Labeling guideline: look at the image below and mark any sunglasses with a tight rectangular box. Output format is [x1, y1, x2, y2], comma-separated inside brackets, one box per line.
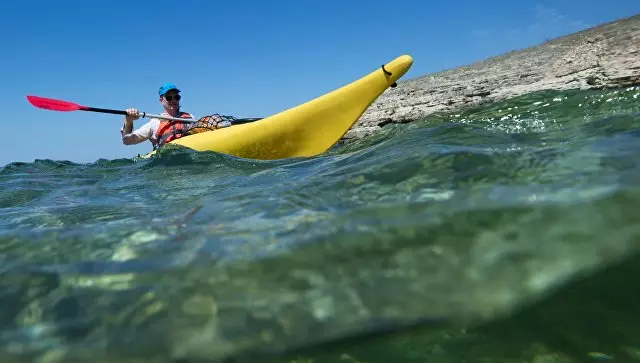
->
[164, 94, 181, 101]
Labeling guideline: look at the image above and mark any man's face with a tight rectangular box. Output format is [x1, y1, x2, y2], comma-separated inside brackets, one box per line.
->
[161, 90, 181, 112]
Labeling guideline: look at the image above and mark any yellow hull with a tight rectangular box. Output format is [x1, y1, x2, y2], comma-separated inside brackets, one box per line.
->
[143, 54, 413, 160]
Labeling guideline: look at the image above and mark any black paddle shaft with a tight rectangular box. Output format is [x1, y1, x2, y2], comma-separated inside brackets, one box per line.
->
[84, 106, 262, 124]
[84, 107, 128, 116]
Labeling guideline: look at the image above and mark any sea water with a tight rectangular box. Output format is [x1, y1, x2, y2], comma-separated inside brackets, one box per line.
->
[1, 87, 640, 363]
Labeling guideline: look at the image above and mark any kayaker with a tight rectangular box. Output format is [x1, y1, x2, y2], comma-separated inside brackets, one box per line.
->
[120, 83, 195, 149]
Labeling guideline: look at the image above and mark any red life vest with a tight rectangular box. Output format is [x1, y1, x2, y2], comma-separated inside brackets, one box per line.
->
[154, 111, 194, 149]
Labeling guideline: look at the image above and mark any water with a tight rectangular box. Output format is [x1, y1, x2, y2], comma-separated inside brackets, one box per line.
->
[1, 86, 640, 363]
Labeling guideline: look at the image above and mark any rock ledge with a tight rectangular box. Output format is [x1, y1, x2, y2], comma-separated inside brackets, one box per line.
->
[345, 14, 640, 141]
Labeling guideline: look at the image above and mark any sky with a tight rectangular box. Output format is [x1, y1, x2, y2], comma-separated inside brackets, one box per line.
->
[1, 0, 638, 166]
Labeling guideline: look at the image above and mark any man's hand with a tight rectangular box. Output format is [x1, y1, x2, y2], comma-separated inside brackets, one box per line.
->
[125, 108, 140, 121]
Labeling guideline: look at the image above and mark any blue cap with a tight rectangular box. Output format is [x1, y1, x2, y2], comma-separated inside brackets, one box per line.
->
[159, 83, 180, 96]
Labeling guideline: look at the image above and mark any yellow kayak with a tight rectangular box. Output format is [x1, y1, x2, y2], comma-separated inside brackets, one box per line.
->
[143, 54, 413, 160]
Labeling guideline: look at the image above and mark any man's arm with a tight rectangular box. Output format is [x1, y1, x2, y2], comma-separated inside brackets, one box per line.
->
[121, 108, 141, 145]
[121, 128, 148, 145]
[121, 118, 157, 145]
[122, 116, 134, 134]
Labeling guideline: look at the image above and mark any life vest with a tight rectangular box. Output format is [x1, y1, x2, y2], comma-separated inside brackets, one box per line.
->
[154, 111, 194, 149]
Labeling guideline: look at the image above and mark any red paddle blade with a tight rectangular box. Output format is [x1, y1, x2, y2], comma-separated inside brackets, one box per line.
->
[26, 95, 88, 112]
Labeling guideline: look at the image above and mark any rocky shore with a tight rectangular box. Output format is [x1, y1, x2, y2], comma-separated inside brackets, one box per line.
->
[345, 13, 640, 141]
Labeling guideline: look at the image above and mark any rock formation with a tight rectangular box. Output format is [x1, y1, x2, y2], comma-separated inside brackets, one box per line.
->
[345, 13, 640, 141]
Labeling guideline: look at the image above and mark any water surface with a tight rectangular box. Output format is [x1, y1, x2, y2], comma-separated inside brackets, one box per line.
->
[1, 86, 640, 362]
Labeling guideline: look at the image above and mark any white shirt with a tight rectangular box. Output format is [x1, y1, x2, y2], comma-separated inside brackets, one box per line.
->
[121, 112, 194, 147]
[121, 118, 161, 146]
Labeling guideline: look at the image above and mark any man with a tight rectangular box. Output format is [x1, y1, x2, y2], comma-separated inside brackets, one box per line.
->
[121, 83, 195, 149]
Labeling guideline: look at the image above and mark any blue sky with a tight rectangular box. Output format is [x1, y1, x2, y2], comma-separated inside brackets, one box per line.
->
[1, 1, 638, 166]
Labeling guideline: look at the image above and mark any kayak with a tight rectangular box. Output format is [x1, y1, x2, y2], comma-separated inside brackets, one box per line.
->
[142, 54, 413, 160]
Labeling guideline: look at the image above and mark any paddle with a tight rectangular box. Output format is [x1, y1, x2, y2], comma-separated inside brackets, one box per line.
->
[26, 95, 262, 124]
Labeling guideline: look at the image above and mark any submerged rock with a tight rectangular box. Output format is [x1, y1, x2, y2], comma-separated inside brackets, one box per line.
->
[346, 13, 640, 141]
